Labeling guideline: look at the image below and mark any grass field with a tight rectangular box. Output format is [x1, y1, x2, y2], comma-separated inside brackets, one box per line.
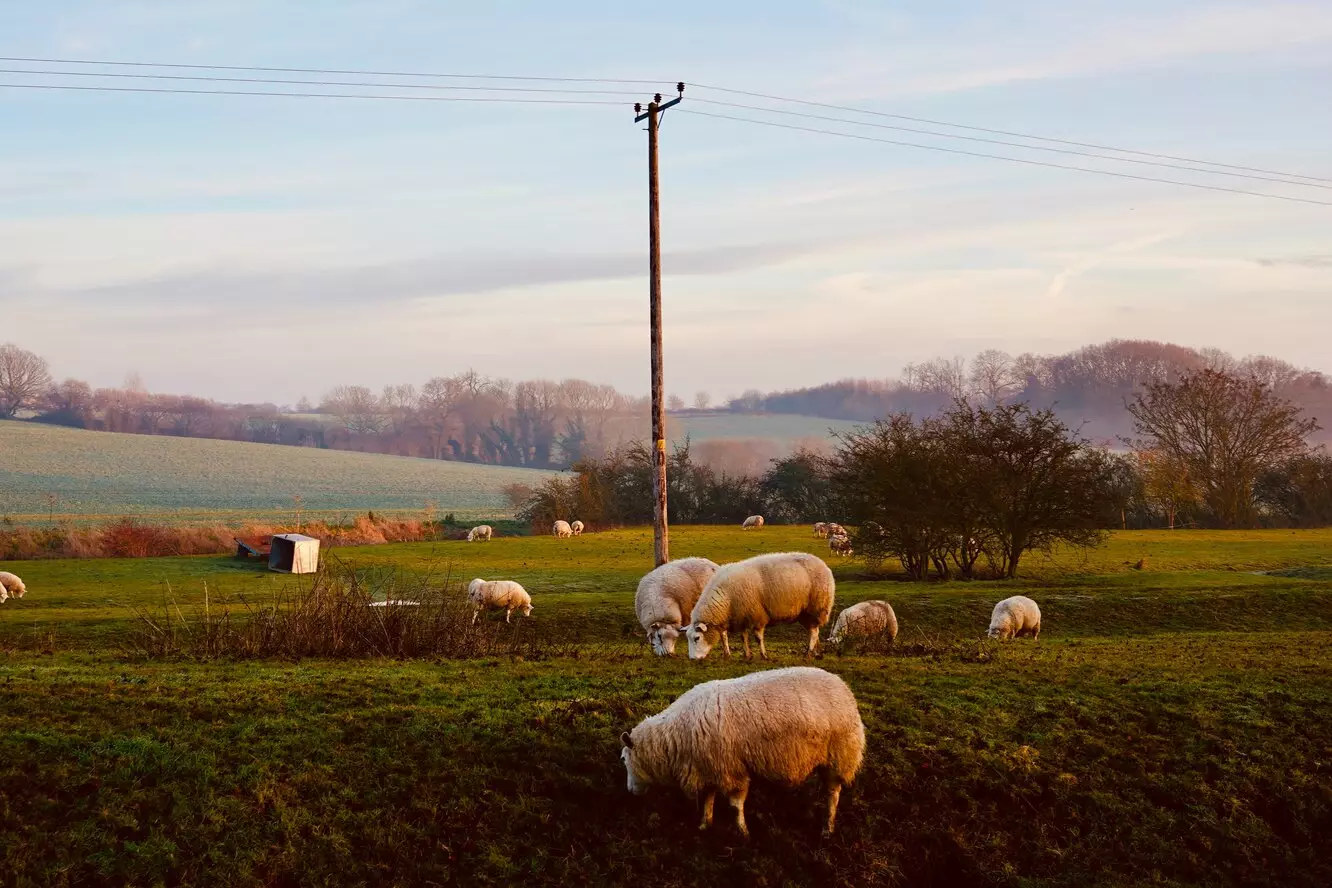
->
[0, 421, 557, 526]
[3, 528, 1332, 886]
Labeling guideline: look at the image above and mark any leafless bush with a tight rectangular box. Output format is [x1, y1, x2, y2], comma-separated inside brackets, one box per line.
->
[122, 560, 638, 661]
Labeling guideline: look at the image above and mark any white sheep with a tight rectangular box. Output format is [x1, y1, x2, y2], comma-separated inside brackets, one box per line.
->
[741, 515, 765, 530]
[635, 557, 720, 656]
[620, 666, 865, 838]
[571, 520, 585, 536]
[467, 578, 534, 624]
[828, 600, 898, 645]
[988, 595, 1041, 640]
[466, 524, 493, 542]
[813, 522, 830, 538]
[685, 551, 835, 660]
[552, 520, 573, 538]
[826, 523, 845, 538]
[829, 534, 853, 557]
[0, 571, 27, 604]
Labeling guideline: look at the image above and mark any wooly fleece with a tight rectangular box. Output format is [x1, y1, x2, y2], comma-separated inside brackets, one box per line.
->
[552, 520, 573, 538]
[467, 578, 533, 623]
[741, 515, 765, 529]
[828, 600, 898, 644]
[467, 525, 493, 542]
[571, 520, 585, 535]
[687, 552, 834, 660]
[0, 571, 26, 604]
[620, 666, 865, 837]
[988, 595, 1041, 640]
[635, 557, 720, 656]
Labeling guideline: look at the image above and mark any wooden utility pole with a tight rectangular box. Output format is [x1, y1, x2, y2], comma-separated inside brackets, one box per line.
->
[635, 83, 683, 567]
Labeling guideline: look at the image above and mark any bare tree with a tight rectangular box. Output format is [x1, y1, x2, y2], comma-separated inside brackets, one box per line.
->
[667, 394, 685, 412]
[321, 385, 386, 434]
[903, 356, 966, 399]
[1128, 369, 1318, 528]
[0, 344, 53, 418]
[968, 349, 1021, 405]
[693, 390, 711, 411]
[1135, 447, 1200, 529]
[419, 376, 464, 459]
[381, 383, 418, 435]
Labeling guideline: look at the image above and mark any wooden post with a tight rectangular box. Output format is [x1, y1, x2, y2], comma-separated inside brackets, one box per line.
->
[635, 85, 682, 568]
[647, 98, 669, 567]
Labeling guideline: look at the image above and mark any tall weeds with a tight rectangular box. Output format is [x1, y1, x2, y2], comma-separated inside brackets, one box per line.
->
[123, 560, 634, 661]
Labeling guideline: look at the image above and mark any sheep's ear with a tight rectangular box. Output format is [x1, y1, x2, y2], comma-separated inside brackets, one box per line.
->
[695, 622, 707, 633]
[650, 622, 661, 631]
[621, 731, 633, 749]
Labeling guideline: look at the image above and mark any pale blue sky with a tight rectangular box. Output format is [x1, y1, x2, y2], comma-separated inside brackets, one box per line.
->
[2, 1, 1330, 404]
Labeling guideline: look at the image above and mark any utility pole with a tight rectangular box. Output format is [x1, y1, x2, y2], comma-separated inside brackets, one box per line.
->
[635, 83, 684, 567]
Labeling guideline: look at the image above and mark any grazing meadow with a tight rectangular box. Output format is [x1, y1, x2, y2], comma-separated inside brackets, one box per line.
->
[2, 526, 1331, 886]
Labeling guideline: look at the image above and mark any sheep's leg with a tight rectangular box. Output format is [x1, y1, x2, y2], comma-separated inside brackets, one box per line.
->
[1033, 624, 1040, 641]
[505, 608, 512, 624]
[823, 773, 843, 837]
[755, 627, 768, 660]
[471, 609, 479, 625]
[721, 631, 732, 657]
[742, 630, 752, 660]
[806, 625, 820, 657]
[699, 790, 716, 831]
[727, 782, 750, 839]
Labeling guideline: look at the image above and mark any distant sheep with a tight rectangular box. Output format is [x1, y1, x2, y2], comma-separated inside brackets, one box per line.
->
[552, 520, 573, 538]
[685, 551, 835, 660]
[813, 522, 830, 538]
[467, 578, 534, 624]
[826, 523, 845, 538]
[466, 524, 493, 542]
[829, 534, 853, 557]
[828, 600, 897, 645]
[988, 595, 1041, 640]
[635, 557, 720, 656]
[571, 520, 585, 536]
[620, 666, 865, 838]
[741, 515, 765, 530]
[0, 571, 27, 604]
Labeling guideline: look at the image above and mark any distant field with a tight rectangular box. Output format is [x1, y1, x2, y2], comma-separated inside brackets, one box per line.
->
[0, 421, 558, 525]
[669, 411, 858, 446]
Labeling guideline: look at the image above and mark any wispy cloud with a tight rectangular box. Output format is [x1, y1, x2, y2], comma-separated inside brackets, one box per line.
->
[1045, 231, 1184, 298]
[1255, 254, 1332, 268]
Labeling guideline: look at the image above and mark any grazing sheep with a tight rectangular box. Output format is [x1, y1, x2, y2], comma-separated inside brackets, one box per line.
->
[826, 523, 846, 538]
[620, 666, 865, 838]
[813, 522, 830, 538]
[988, 595, 1041, 640]
[829, 534, 853, 557]
[635, 557, 720, 656]
[0, 571, 27, 604]
[571, 520, 585, 536]
[741, 515, 765, 530]
[828, 600, 898, 645]
[466, 524, 493, 542]
[685, 551, 835, 660]
[552, 520, 574, 538]
[467, 578, 534, 624]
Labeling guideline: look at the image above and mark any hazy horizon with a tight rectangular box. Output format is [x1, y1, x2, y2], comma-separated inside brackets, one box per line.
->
[3, 1, 1330, 405]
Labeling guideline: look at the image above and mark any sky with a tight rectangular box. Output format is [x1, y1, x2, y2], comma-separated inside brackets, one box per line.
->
[2, 0, 1330, 406]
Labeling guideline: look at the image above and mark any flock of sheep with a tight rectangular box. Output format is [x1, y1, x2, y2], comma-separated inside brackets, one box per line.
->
[460, 522, 1044, 837]
[3, 524, 1046, 840]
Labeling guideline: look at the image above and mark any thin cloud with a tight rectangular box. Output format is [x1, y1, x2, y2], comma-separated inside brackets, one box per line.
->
[1255, 254, 1332, 268]
[1045, 231, 1183, 299]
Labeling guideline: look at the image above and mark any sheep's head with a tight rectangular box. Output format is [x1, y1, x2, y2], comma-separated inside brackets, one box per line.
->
[685, 622, 719, 660]
[521, 603, 534, 617]
[648, 622, 684, 656]
[987, 625, 1008, 640]
[620, 731, 648, 794]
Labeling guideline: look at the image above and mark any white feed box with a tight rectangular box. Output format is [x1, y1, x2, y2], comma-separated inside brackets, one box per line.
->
[268, 534, 320, 574]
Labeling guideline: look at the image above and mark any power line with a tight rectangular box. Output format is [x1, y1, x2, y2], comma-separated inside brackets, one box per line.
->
[0, 55, 665, 86]
[689, 83, 1332, 185]
[680, 109, 1332, 207]
[0, 67, 648, 96]
[690, 97, 1332, 191]
[0, 81, 627, 105]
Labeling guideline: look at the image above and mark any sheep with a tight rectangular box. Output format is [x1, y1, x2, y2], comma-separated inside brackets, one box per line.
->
[988, 595, 1041, 640]
[826, 523, 846, 538]
[571, 520, 585, 536]
[741, 515, 765, 530]
[685, 551, 834, 660]
[467, 578, 534, 624]
[466, 524, 493, 542]
[619, 666, 865, 838]
[0, 571, 27, 604]
[828, 534, 853, 557]
[635, 557, 720, 656]
[552, 520, 573, 538]
[828, 600, 897, 645]
[813, 522, 830, 538]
